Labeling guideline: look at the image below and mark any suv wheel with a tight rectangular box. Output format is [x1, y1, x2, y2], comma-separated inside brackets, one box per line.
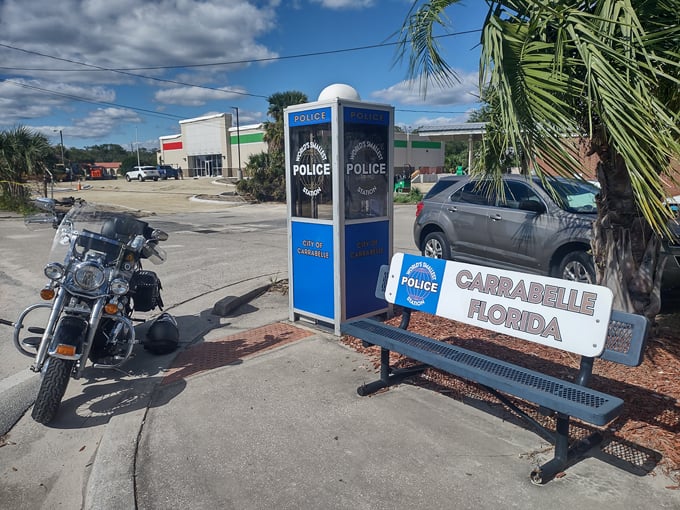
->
[557, 251, 595, 284]
[138, 175, 144, 182]
[125, 174, 131, 182]
[422, 232, 451, 259]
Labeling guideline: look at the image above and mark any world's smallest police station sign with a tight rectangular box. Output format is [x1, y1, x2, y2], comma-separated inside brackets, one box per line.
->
[385, 253, 614, 358]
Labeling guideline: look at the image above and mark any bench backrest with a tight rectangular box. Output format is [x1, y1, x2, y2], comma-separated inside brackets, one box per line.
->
[383, 253, 616, 358]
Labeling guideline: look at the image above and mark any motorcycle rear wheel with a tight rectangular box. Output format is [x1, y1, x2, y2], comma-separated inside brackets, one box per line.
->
[31, 358, 74, 424]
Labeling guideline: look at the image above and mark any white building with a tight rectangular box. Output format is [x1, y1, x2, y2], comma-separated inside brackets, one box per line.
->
[158, 112, 446, 180]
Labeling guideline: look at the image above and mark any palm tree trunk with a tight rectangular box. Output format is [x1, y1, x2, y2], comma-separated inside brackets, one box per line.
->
[591, 145, 664, 320]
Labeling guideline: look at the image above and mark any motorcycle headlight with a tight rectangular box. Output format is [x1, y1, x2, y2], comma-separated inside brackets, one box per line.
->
[73, 262, 106, 291]
[110, 278, 130, 295]
[44, 262, 65, 281]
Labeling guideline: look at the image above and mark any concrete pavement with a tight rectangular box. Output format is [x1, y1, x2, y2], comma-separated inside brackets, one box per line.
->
[83, 280, 679, 510]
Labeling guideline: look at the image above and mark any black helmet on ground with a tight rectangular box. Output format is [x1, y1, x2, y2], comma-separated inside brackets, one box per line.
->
[144, 312, 179, 355]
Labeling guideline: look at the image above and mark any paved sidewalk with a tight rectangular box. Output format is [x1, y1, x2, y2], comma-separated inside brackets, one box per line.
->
[85, 285, 680, 510]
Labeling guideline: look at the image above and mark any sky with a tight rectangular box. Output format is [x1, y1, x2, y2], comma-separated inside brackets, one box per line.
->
[0, 0, 489, 150]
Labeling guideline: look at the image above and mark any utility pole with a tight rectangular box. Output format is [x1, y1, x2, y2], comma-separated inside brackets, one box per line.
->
[232, 106, 242, 180]
[57, 130, 65, 167]
[135, 127, 141, 167]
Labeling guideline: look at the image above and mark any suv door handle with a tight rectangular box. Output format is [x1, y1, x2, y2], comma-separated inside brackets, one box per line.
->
[489, 213, 502, 221]
[447, 206, 458, 212]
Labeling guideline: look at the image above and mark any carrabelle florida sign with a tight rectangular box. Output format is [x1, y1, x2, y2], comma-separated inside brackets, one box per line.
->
[384, 253, 613, 357]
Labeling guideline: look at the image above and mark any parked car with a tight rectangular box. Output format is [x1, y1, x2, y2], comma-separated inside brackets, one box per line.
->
[157, 165, 179, 180]
[126, 166, 160, 182]
[413, 174, 680, 289]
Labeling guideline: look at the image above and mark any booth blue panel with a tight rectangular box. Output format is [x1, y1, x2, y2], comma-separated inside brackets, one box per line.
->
[345, 221, 390, 318]
[291, 221, 335, 319]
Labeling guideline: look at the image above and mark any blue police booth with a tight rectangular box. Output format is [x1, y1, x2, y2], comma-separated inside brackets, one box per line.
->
[285, 84, 393, 334]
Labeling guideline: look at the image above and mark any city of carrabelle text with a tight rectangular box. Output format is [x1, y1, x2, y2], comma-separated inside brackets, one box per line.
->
[350, 239, 384, 259]
[297, 239, 329, 259]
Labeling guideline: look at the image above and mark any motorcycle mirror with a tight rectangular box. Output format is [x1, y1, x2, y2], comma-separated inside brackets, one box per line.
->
[151, 229, 169, 242]
[143, 244, 167, 265]
[130, 235, 146, 252]
[34, 197, 56, 212]
[24, 213, 58, 230]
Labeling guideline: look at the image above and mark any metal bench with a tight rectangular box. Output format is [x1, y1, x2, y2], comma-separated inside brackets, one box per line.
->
[341, 253, 649, 484]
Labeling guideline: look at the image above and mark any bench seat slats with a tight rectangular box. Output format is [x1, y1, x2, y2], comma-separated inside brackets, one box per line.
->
[342, 318, 624, 427]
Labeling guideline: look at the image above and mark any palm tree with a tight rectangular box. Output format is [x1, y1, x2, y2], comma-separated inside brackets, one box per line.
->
[263, 91, 308, 157]
[398, 0, 680, 319]
[0, 126, 52, 209]
[237, 91, 308, 201]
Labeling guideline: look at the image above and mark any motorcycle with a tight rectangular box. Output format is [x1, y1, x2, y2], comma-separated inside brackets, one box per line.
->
[6, 199, 172, 424]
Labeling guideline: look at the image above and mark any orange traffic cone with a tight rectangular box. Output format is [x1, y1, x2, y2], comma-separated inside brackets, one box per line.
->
[77, 181, 81, 191]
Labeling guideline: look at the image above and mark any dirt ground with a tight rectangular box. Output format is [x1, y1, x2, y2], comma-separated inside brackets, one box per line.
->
[46, 176, 245, 215]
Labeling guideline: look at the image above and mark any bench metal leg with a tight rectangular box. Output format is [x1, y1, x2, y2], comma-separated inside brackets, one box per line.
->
[530, 413, 605, 484]
[357, 347, 428, 396]
[486, 387, 607, 484]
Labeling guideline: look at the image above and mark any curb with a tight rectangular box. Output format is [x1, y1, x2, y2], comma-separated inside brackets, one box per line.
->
[0, 371, 40, 436]
[212, 283, 272, 316]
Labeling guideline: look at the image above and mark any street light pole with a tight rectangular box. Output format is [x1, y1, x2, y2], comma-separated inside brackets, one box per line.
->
[232, 106, 242, 180]
[58, 129, 65, 167]
[51, 129, 65, 192]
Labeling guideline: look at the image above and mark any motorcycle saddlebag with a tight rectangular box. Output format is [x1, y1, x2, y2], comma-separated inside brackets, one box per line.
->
[130, 270, 164, 312]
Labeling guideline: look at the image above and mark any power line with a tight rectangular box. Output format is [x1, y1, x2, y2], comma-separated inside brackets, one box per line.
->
[5, 79, 185, 121]
[0, 42, 269, 99]
[0, 28, 482, 130]
[0, 30, 480, 73]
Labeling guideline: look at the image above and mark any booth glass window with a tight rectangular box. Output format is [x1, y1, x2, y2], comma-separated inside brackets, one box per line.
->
[343, 108, 390, 220]
[288, 123, 333, 220]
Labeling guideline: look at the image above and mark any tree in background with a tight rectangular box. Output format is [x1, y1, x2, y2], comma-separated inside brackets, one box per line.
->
[238, 91, 308, 201]
[0, 126, 52, 210]
[68, 144, 129, 166]
[399, 0, 680, 319]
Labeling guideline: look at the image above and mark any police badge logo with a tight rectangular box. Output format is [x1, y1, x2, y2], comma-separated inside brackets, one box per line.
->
[401, 261, 439, 307]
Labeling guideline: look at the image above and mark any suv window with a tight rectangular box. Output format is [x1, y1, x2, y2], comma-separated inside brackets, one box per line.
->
[498, 181, 543, 209]
[535, 178, 598, 213]
[424, 178, 461, 199]
[450, 181, 495, 206]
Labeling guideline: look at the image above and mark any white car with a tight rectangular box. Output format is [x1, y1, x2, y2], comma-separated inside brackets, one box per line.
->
[125, 166, 161, 182]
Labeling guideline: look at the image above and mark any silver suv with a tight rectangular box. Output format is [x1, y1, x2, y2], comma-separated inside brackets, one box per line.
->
[413, 174, 680, 287]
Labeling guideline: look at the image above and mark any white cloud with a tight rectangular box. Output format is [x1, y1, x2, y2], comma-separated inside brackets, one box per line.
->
[30, 108, 143, 142]
[310, 0, 375, 8]
[154, 85, 250, 106]
[0, 79, 117, 126]
[0, 1, 277, 66]
[66, 108, 143, 139]
[0, 0, 279, 141]
[371, 71, 480, 106]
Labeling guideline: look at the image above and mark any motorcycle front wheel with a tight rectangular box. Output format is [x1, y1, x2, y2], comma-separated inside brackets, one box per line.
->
[31, 358, 74, 424]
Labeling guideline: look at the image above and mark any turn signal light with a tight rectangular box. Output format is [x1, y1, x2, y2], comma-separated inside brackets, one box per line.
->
[55, 344, 76, 357]
[40, 288, 55, 300]
[104, 303, 119, 314]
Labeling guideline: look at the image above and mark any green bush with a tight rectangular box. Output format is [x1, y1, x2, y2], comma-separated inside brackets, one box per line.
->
[393, 187, 423, 204]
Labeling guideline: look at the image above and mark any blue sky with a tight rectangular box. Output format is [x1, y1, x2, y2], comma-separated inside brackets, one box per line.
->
[0, 0, 489, 150]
